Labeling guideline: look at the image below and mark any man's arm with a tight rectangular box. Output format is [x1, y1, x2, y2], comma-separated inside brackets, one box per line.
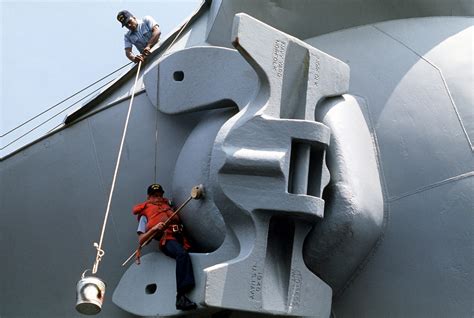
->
[143, 25, 161, 56]
[125, 47, 144, 63]
[138, 222, 165, 246]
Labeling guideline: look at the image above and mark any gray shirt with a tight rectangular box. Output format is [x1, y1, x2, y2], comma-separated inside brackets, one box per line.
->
[124, 16, 158, 53]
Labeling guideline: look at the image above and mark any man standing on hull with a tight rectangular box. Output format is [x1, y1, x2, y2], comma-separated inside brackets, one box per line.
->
[132, 184, 197, 311]
[117, 10, 161, 63]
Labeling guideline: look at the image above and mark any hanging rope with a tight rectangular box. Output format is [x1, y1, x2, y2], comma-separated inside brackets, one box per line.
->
[91, 15, 194, 273]
[153, 105, 159, 183]
[92, 61, 143, 274]
[151, 16, 192, 183]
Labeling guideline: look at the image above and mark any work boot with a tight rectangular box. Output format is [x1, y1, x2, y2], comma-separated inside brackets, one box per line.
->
[176, 294, 197, 311]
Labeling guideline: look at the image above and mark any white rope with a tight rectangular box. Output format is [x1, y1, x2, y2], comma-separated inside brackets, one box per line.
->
[90, 15, 193, 274]
[92, 61, 143, 274]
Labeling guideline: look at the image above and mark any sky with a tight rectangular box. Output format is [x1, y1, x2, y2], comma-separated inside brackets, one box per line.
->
[0, 0, 202, 155]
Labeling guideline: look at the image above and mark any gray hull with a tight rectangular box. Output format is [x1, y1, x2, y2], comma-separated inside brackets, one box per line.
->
[1, 1, 472, 317]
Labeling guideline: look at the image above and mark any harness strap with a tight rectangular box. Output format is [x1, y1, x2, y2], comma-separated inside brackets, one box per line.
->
[135, 245, 142, 265]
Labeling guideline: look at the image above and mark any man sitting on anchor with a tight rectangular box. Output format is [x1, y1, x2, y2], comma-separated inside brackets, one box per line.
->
[132, 183, 197, 311]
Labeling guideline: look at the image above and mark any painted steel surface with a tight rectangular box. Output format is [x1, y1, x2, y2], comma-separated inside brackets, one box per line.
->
[0, 1, 472, 318]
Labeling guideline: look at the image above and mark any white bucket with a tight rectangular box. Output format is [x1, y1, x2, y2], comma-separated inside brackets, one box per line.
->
[75, 274, 106, 315]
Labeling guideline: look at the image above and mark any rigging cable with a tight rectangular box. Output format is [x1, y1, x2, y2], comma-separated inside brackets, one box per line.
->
[0, 62, 133, 138]
[0, 76, 118, 150]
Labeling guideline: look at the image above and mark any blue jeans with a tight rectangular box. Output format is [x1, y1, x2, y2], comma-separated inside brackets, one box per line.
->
[162, 239, 195, 294]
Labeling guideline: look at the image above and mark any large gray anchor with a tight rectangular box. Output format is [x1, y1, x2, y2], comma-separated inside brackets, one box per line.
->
[113, 13, 349, 317]
[202, 14, 349, 316]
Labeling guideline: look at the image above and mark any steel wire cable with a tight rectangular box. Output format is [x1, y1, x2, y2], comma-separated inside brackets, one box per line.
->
[0, 62, 133, 138]
[0, 76, 118, 150]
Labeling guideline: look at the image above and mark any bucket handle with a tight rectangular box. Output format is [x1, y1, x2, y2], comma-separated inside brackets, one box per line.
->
[81, 269, 91, 279]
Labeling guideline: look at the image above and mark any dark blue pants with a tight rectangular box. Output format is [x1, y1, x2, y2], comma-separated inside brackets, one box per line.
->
[162, 239, 195, 294]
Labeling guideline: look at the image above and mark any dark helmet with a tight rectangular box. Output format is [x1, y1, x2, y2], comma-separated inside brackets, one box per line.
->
[147, 183, 164, 195]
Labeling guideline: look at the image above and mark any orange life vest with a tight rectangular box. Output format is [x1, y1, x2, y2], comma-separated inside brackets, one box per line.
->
[132, 197, 175, 231]
[132, 197, 191, 250]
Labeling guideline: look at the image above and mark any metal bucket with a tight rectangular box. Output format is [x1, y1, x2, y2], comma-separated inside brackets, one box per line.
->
[75, 273, 106, 315]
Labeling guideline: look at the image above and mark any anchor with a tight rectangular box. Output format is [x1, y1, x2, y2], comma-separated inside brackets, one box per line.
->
[113, 13, 349, 317]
